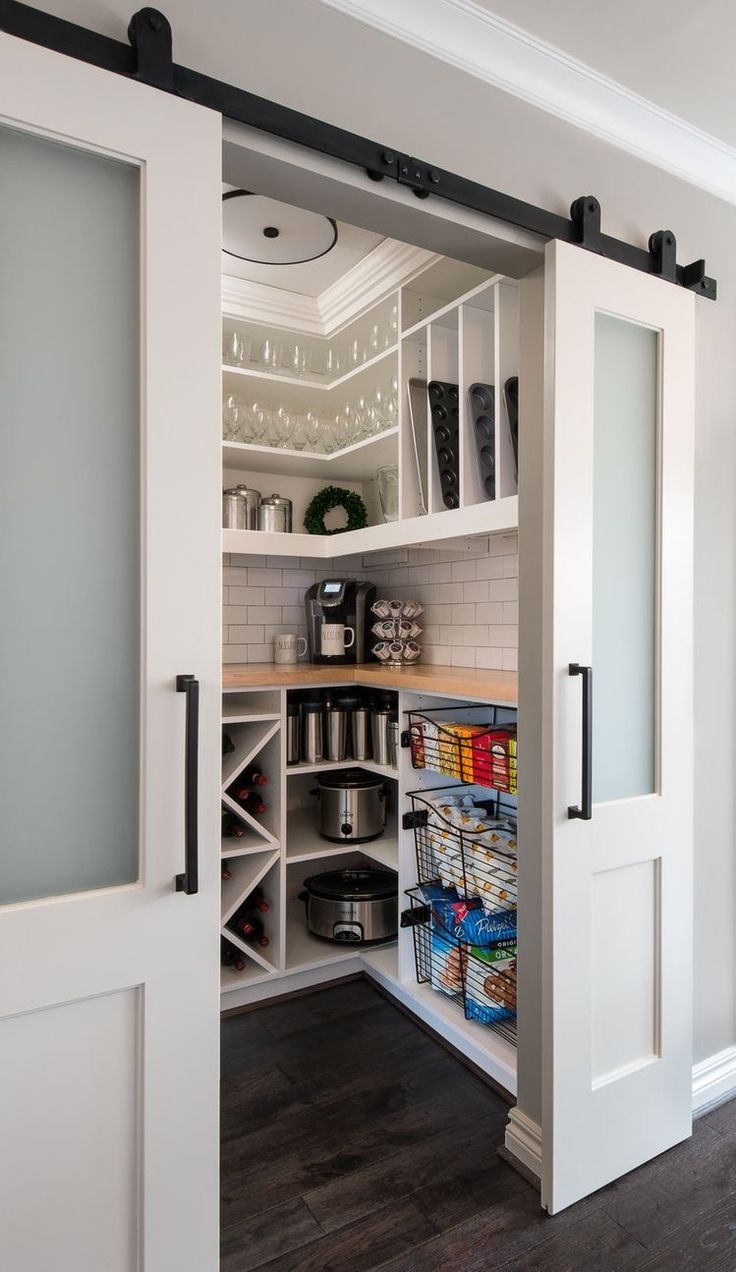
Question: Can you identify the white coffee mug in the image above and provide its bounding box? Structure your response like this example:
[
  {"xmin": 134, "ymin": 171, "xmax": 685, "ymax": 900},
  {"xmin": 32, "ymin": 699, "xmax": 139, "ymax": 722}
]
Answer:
[
  {"xmin": 321, "ymin": 622, "xmax": 355, "ymax": 657},
  {"xmin": 274, "ymin": 632, "xmax": 308, "ymax": 665}
]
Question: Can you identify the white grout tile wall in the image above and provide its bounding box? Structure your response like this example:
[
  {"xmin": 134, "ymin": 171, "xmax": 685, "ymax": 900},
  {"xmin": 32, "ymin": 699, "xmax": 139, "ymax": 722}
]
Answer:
[{"xmin": 222, "ymin": 534, "xmax": 518, "ymax": 669}]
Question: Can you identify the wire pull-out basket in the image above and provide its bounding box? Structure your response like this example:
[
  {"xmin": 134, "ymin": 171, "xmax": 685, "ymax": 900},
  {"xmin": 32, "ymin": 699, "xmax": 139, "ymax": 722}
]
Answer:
[{"xmin": 405, "ymin": 705, "xmax": 517, "ymax": 793}]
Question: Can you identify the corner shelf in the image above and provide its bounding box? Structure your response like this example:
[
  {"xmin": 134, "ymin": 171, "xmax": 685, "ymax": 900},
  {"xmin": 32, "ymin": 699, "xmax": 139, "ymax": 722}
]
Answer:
[
  {"xmin": 222, "ymin": 341, "xmax": 397, "ymax": 395},
  {"xmin": 222, "ymin": 494, "xmax": 518, "ymax": 559},
  {"xmin": 221, "ymin": 719, "xmax": 280, "ymax": 788},
  {"xmin": 222, "ymin": 427, "xmax": 398, "ymax": 480},
  {"xmin": 285, "ymin": 807, "xmax": 398, "ymax": 871},
  {"xmin": 286, "ymin": 758, "xmax": 398, "ymax": 780}
]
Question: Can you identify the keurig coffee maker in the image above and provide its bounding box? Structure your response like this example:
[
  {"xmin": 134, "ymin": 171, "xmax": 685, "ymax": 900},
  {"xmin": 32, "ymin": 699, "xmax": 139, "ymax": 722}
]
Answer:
[{"xmin": 305, "ymin": 579, "xmax": 376, "ymax": 664}]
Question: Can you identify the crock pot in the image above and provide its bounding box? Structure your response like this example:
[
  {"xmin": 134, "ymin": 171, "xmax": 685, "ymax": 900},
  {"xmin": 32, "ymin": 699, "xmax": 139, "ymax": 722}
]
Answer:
[
  {"xmin": 313, "ymin": 768, "xmax": 386, "ymax": 843},
  {"xmin": 299, "ymin": 868, "xmax": 398, "ymax": 944}
]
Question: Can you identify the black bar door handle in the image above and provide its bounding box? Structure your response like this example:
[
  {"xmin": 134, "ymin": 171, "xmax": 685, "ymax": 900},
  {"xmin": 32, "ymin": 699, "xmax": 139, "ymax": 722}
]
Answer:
[
  {"xmin": 175, "ymin": 674, "xmax": 199, "ymax": 893},
  {"xmin": 568, "ymin": 663, "xmax": 592, "ymax": 820}
]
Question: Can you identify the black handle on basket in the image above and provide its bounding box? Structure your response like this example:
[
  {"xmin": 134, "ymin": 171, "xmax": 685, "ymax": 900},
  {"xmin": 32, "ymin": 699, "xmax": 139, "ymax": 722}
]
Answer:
[
  {"xmin": 568, "ymin": 663, "xmax": 592, "ymax": 820},
  {"xmin": 175, "ymin": 674, "xmax": 199, "ymax": 893},
  {"xmin": 401, "ymin": 904, "xmax": 431, "ymax": 928}
]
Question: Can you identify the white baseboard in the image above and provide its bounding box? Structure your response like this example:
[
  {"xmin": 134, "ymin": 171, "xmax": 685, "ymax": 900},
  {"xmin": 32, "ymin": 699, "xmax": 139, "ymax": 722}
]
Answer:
[
  {"xmin": 504, "ymin": 1107, "xmax": 542, "ymax": 1181},
  {"xmin": 692, "ymin": 1045, "xmax": 736, "ymax": 1115},
  {"xmin": 503, "ymin": 1051, "xmax": 736, "ymax": 1184}
]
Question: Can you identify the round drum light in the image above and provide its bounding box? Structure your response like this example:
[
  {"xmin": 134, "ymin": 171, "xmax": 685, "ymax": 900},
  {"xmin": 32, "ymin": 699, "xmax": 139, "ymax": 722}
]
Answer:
[{"xmin": 222, "ymin": 191, "xmax": 338, "ymax": 265}]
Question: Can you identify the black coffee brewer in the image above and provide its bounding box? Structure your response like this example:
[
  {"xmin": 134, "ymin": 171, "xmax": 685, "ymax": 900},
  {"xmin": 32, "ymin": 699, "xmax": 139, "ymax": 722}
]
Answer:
[{"xmin": 305, "ymin": 579, "xmax": 376, "ymax": 664}]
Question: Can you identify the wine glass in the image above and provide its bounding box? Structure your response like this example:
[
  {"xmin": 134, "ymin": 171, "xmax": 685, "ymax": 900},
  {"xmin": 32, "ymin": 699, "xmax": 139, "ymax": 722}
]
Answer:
[
  {"xmin": 223, "ymin": 329, "xmax": 248, "ymax": 366},
  {"xmin": 249, "ymin": 403, "xmax": 267, "ymax": 446},
  {"xmin": 259, "ymin": 338, "xmax": 282, "ymax": 371},
  {"xmin": 223, "ymin": 393, "xmax": 240, "ymax": 441},
  {"xmin": 274, "ymin": 406, "xmax": 293, "ymax": 449},
  {"xmin": 332, "ymin": 410, "xmax": 349, "ymax": 450},
  {"xmin": 304, "ymin": 409, "xmax": 324, "ymax": 452}
]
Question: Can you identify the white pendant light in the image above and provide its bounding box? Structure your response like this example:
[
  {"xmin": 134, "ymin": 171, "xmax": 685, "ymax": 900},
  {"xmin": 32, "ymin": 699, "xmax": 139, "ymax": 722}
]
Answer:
[{"xmin": 222, "ymin": 191, "xmax": 338, "ymax": 265}]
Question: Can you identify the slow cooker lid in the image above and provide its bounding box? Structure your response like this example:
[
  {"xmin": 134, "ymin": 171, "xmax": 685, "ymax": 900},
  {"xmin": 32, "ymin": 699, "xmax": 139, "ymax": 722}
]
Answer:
[
  {"xmin": 303, "ymin": 868, "xmax": 397, "ymax": 901},
  {"xmin": 317, "ymin": 767, "xmax": 383, "ymax": 790}
]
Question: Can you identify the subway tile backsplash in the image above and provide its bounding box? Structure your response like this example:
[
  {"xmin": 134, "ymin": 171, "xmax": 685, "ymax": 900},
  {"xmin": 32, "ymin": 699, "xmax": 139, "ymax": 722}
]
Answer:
[{"xmin": 222, "ymin": 534, "xmax": 519, "ymax": 669}]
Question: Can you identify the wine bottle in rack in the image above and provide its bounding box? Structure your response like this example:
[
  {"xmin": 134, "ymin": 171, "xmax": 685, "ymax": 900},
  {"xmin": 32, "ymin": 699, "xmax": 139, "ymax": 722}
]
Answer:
[
  {"xmin": 247, "ymin": 885, "xmax": 270, "ymax": 914},
  {"xmin": 221, "ymin": 808, "xmax": 246, "ymax": 839},
  {"xmin": 222, "ymin": 732, "xmax": 235, "ymax": 756},
  {"xmin": 220, "ymin": 937, "xmax": 246, "ymax": 972},
  {"xmin": 238, "ymin": 766, "xmax": 268, "ymax": 788},
  {"xmin": 221, "ymin": 860, "xmax": 233, "ymax": 881},
  {"xmin": 234, "ymin": 790, "xmax": 267, "ymax": 817}
]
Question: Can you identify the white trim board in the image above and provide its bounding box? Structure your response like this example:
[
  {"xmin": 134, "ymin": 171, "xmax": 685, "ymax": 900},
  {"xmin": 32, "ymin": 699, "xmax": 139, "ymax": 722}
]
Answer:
[
  {"xmin": 692, "ymin": 1045, "xmax": 736, "ymax": 1115},
  {"xmin": 505, "ymin": 1053, "xmax": 736, "ymax": 1188},
  {"xmin": 321, "ymin": 0, "xmax": 736, "ymax": 206}
]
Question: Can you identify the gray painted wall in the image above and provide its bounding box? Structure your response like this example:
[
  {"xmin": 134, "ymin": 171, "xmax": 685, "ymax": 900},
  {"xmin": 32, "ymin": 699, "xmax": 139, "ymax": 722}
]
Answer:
[{"xmin": 38, "ymin": 0, "xmax": 736, "ymax": 1067}]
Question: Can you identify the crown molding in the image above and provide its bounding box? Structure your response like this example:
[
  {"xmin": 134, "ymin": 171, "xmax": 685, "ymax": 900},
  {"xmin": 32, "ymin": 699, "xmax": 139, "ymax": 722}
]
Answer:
[
  {"xmin": 321, "ymin": 0, "xmax": 736, "ymax": 206},
  {"xmin": 222, "ymin": 239, "xmax": 437, "ymax": 334},
  {"xmin": 221, "ymin": 276, "xmax": 323, "ymax": 334},
  {"xmin": 318, "ymin": 239, "xmax": 436, "ymax": 331}
]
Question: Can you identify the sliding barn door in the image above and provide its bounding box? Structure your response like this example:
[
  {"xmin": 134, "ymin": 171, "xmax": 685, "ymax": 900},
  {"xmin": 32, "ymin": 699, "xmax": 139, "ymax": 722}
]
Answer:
[
  {"xmin": 541, "ymin": 240, "xmax": 695, "ymax": 1212},
  {"xmin": 0, "ymin": 33, "xmax": 222, "ymax": 1270}
]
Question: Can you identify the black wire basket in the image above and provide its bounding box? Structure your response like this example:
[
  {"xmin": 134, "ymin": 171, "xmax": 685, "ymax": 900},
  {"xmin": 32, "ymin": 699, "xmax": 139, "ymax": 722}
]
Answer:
[
  {"xmin": 402, "ymin": 885, "xmax": 517, "ymax": 1038},
  {"xmin": 405, "ymin": 705, "xmax": 517, "ymax": 792},
  {"xmin": 407, "ymin": 784, "xmax": 517, "ymax": 913}
]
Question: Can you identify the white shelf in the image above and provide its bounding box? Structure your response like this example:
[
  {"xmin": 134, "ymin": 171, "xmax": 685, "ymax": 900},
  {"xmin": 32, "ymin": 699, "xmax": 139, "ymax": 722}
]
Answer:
[
  {"xmin": 287, "ymin": 757, "xmax": 398, "ymax": 780},
  {"xmin": 222, "ymin": 427, "xmax": 398, "ymax": 481},
  {"xmin": 222, "ymin": 343, "xmax": 397, "ymax": 394},
  {"xmin": 361, "ymin": 942, "xmax": 399, "ymax": 983},
  {"xmin": 285, "ymin": 807, "xmax": 398, "ymax": 871},
  {"xmin": 221, "ymin": 829, "xmax": 277, "ymax": 859},
  {"xmin": 222, "ymin": 493, "xmax": 518, "ymax": 558},
  {"xmin": 220, "ymin": 958, "xmax": 277, "ymax": 994},
  {"xmin": 222, "ymin": 705, "xmax": 280, "ymax": 724},
  {"xmin": 221, "ymin": 849, "xmax": 279, "ymax": 925},
  {"xmin": 284, "ymin": 893, "xmax": 397, "ymax": 973}
]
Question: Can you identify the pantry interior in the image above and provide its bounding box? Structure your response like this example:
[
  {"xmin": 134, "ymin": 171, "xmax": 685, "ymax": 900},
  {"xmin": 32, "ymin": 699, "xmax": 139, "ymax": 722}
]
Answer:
[
  {"xmin": 215, "ymin": 120, "xmax": 696, "ymax": 1216},
  {"xmin": 218, "ymin": 197, "xmax": 524, "ymax": 1100}
]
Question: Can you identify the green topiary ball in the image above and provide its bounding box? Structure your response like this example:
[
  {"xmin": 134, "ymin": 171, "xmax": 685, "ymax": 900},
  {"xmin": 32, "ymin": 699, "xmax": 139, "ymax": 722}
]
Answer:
[{"xmin": 303, "ymin": 485, "xmax": 368, "ymax": 535}]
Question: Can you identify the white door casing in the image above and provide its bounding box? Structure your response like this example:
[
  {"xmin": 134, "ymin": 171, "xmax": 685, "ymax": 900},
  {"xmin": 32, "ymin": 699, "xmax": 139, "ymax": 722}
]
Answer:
[
  {"xmin": 540, "ymin": 240, "xmax": 695, "ymax": 1212},
  {"xmin": 0, "ymin": 33, "xmax": 222, "ymax": 1271}
]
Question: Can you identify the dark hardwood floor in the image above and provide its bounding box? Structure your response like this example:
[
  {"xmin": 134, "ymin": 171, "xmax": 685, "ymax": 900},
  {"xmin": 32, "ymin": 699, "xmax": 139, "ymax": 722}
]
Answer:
[{"xmin": 221, "ymin": 978, "xmax": 736, "ymax": 1271}]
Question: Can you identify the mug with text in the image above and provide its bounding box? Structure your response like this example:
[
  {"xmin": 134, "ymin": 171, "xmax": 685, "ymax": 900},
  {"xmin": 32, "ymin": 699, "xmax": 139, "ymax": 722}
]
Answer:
[
  {"xmin": 320, "ymin": 622, "xmax": 355, "ymax": 657},
  {"xmin": 274, "ymin": 632, "xmax": 308, "ymax": 665}
]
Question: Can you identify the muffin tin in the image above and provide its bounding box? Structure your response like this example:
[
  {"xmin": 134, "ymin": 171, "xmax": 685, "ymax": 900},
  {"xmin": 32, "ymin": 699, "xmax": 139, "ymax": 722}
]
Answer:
[
  {"xmin": 428, "ymin": 381, "xmax": 460, "ymax": 510},
  {"xmin": 468, "ymin": 382, "xmax": 496, "ymax": 500},
  {"xmin": 504, "ymin": 376, "xmax": 519, "ymax": 484}
]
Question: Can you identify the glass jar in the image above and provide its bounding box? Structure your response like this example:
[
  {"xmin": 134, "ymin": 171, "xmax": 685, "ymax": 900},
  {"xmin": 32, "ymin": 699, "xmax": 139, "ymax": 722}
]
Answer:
[{"xmin": 377, "ymin": 465, "xmax": 399, "ymax": 523}]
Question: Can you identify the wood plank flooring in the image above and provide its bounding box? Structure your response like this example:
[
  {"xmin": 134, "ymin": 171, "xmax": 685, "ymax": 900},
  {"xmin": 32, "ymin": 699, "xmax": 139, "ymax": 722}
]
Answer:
[{"xmin": 221, "ymin": 978, "xmax": 736, "ymax": 1271}]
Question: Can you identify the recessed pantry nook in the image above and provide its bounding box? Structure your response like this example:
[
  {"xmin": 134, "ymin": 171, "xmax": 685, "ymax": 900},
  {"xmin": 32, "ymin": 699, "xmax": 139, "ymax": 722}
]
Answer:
[{"xmin": 220, "ymin": 222, "xmax": 522, "ymax": 1098}]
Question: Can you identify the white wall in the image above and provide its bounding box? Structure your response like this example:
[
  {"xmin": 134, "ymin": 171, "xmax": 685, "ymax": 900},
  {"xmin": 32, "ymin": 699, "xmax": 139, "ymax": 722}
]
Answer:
[{"xmin": 45, "ymin": 0, "xmax": 736, "ymax": 1074}]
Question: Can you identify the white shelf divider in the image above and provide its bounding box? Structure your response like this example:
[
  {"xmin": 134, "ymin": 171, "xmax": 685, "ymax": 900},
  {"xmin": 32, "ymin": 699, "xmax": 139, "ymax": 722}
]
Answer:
[
  {"xmin": 221, "ymin": 848, "xmax": 280, "ymax": 926},
  {"xmin": 221, "ymin": 719, "xmax": 280, "ymax": 788},
  {"xmin": 286, "ymin": 757, "xmax": 398, "ymax": 780}
]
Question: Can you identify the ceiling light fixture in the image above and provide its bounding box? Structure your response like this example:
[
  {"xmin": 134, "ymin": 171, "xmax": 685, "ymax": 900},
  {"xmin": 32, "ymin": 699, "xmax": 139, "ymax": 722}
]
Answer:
[{"xmin": 222, "ymin": 190, "xmax": 338, "ymax": 265}]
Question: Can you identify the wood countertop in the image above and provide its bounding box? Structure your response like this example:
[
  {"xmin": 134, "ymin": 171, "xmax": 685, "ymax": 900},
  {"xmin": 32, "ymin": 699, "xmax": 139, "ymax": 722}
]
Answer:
[{"xmin": 222, "ymin": 662, "xmax": 517, "ymax": 704}]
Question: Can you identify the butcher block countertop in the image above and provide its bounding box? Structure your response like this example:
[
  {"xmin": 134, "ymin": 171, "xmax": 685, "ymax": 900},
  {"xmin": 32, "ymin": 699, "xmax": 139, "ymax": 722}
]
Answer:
[{"xmin": 222, "ymin": 662, "xmax": 517, "ymax": 704}]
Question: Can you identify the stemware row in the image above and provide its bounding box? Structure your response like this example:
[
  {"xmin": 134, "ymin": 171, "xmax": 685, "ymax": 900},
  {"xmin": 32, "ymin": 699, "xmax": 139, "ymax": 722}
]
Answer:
[{"xmin": 222, "ymin": 378, "xmax": 400, "ymax": 452}]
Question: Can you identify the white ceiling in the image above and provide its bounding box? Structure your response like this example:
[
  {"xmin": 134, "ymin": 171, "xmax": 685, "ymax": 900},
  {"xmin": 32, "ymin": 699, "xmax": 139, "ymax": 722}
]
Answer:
[
  {"xmin": 221, "ymin": 188, "xmax": 384, "ymax": 295},
  {"xmin": 472, "ymin": 0, "xmax": 736, "ymax": 148}
]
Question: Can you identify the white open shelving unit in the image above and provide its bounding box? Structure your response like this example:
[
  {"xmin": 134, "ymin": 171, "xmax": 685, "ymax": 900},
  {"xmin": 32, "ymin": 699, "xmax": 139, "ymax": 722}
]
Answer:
[{"xmin": 222, "ymin": 260, "xmax": 519, "ymax": 553}]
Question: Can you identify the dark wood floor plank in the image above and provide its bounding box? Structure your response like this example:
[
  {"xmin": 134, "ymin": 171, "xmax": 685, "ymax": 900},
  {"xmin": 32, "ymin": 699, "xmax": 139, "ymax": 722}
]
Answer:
[
  {"xmin": 700, "ymin": 1096, "xmax": 736, "ymax": 1144},
  {"xmin": 304, "ymin": 1108, "xmax": 508, "ymax": 1234},
  {"xmin": 601, "ymin": 1122, "xmax": 736, "ymax": 1249},
  {"xmin": 495, "ymin": 1208, "xmax": 645, "ymax": 1270},
  {"xmin": 220, "ymin": 1196, "xmax": 323, "ymax": 1272},
  {"xmin": 632, "ymin": 1190, "xmax": 736, "ymax": 1270},
  {"xmin": 256, "ymin": 1197, "xmax": 434, "ymax": 1272}
]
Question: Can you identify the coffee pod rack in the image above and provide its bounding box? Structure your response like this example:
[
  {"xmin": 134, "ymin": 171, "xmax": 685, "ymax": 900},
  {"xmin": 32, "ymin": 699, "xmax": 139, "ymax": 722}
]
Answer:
[{"xmin": 371, "ymin": 599, "xmax": 423, "ymax": 666}]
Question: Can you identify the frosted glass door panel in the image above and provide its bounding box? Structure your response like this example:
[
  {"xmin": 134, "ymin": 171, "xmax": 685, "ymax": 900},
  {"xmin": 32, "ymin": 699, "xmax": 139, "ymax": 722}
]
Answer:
[
  {"xmin": 592, "ymin": 313, "xmax": 657, "ymax": 803},
  {"xmin": 0, "ymin": 125, "xmax": 140, "ymax": 903}
]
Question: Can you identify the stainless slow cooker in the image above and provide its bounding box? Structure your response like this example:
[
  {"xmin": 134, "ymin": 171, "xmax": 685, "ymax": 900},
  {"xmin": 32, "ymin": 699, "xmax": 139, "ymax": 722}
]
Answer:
[
  {"xmin": 299, "ymin": 868, "xmax": 398, "ymax": 944},
  {"xmin": 313, "ymin": 768, "xmax": 386, "ymax": 843}
]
